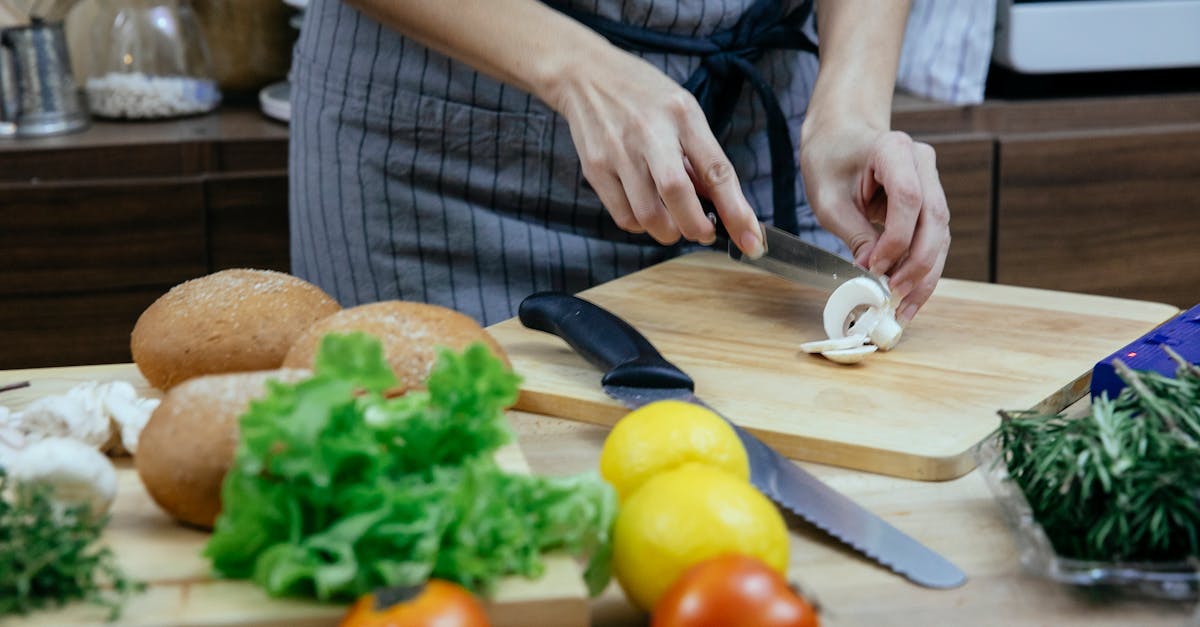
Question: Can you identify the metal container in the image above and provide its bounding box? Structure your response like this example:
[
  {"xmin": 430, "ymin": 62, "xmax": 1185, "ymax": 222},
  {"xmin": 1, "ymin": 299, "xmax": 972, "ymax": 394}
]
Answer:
[{"xmin": 0, "ymin": 18, "xmax": 89, "ymax": 137}]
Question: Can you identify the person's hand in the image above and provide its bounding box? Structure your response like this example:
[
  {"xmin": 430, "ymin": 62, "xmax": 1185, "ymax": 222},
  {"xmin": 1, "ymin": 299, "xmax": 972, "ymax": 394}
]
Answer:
[
  {"xmin": 545, "ymin": 47, "xmax": 765, "ymax": 258},
  {"xmin": 799, "ymin": 122, "xmax": 950, "ymax": 324}
]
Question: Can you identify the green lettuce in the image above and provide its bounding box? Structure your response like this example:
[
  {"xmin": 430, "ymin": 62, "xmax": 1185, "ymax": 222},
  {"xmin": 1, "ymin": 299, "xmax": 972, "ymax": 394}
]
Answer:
[{"xmin": 203, "ymin": 332, "xmax": 615, "ymax": 600}]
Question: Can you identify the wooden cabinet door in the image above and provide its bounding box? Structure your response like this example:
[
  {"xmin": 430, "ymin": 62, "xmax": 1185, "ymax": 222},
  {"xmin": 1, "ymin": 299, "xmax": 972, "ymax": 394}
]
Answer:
[
  {"xmin": 995, "ymin": 125, "xmax": 1200, "ymax": 308},
  {"xmin": 919, "ymin": 136, "xmax": 994, "ymax": 282},
  {"xmin": 0, "ymin": 180, "xmax": 207, "ymax": 294},
  {"xmin": 205, "ymin": 171, "xmax": 290, "ymax": 273},
  {"xmin": 0, "ymin": 180, "xmax": 206, "ymax": 368}
]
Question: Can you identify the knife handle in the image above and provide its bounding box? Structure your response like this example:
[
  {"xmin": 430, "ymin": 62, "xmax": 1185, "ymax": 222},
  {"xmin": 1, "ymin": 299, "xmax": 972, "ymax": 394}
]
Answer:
[
  {"xmin": 703, "ymin": 202, "xmax": 748, "ymax": 261},
  {"xmin": 518, "ymin": 291, "xmax": 695, "ymax": 391}
]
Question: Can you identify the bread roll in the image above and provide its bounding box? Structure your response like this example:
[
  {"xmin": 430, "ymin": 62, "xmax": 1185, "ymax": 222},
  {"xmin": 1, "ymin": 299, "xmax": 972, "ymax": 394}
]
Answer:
[
  {"xmin": 282, "ymin": 300, "xmax": 509, "ymax": 393},
  {"xmin": 131, "ymin": 269, "xmax": 340, "ymax": 390},
  {"xmin": 135, "ymin": 368, "xmax": 310, "ymax": 529}
]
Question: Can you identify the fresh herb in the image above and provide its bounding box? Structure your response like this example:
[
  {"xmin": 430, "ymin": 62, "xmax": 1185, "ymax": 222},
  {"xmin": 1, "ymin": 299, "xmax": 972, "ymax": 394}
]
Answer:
[
  {"xmin": 0, "ymin": 468, "xmax": 142, "ymax": 619},
  {"xmin": 998, "ymin": 347, "xmax": 1200, "ymax": 563},
  {"xmin": 203, "ymin": 332, "xmax": 616, "ymax": 601}
]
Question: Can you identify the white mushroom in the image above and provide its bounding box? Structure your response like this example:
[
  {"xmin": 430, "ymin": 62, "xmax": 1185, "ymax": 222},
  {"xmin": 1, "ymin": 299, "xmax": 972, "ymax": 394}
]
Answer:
[
  {"xmin": 823, "ymin": 277, "xmax": 890, "ymax": 340},
  {"xmin": 7, "ymin": 437, "xmax": 118, "ymax": 516},
  {"xmin": 804, "ymin": 276, "xmax": 904, "ymax": 365},
  {"xmin": 848, "ymin": 305, "xmax": 904, "ymax": 351},
  {"xmin": 821, "ymin": 345, "xmax": 879, "ymax": 364},
  {"xmin": 0, "ymin": 381, "xmax": 159, "ymax": 455},
  {"xmin": 800, "ymin": 334, "xmax": 869, "ymax": 354}
]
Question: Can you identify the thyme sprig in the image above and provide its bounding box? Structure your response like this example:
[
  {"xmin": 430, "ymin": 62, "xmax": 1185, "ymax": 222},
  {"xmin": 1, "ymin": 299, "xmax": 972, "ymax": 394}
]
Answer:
[
  {"xmin": 998, "ymin": 348, "xmax": 1200, "ymax": 563},
  {"xmin": 0, "ymin": 467, "xmax": 142, "ymax": 619}
]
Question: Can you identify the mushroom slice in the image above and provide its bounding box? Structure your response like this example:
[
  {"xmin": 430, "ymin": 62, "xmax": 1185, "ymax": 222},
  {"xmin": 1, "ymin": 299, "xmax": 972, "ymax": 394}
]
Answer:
[
  {"xmin": 800, "ymin": 334, "xmax": 868, "ymax": 354},
  {"xmin": 821, "ymin": 345, "xmax": 879, "ymax": 364},
  {"xmin": 823, "ymin": 277, "xmax": 889, "ymax": 340}
]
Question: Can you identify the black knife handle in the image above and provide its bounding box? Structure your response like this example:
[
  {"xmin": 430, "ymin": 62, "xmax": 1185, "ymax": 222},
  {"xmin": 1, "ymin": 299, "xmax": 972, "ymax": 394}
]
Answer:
[
  {"xmin": 518, "ymin": 291, "xmax": 695, "ymax": 391},
  {"xmin": 702, "ymin": 201, "xmax": 745, "ymax": 261}
]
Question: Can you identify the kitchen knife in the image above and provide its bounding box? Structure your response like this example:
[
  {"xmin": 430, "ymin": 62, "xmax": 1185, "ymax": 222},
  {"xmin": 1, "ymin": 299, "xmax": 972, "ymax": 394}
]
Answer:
[
  {"xmin": 707, "ymin": 209, "xmax": 890, "ymax": 296},
  {"xmin": 518, "ymin": 291, "xmax": 966, "ymax": 590}
]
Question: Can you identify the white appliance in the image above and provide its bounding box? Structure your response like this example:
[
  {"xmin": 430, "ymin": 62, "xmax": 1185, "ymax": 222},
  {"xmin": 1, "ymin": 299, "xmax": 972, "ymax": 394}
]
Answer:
[{"xmin": 993, "ymin": 0, "xmax": 1200, "ymax": 73}]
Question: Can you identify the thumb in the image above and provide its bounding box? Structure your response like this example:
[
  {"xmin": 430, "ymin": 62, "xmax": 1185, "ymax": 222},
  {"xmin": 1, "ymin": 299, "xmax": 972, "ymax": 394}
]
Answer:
[{"xmin": 817, "ymin": 205, "xmax": 879, "ymax": 268}]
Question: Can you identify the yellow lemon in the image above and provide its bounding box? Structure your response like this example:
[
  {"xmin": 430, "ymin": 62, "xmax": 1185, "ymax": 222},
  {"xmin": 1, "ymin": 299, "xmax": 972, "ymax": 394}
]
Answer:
[
  {"xmin": 599, "ymin": 399, "xmax": 749, "ymax": 501},
  {"xmin": 611, "ymin": 463, "xmax": 790, "ymax": 612}
]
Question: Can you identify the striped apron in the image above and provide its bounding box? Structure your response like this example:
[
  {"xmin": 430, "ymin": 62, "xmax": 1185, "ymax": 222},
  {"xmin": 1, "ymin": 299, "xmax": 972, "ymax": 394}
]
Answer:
[{"xmin": 290, "ymin": 0, "xmax": 844, "ymax": 326}]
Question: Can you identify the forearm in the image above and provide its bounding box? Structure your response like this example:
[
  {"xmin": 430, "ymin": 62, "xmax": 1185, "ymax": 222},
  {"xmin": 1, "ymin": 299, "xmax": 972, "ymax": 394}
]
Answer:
[
  {"xmin": 803, "ymin": 0, "xmax": 911, "ymax": 138},
  {"xmin": 343, "ymin": 0, "xmax": 608, "ymax": 107}
]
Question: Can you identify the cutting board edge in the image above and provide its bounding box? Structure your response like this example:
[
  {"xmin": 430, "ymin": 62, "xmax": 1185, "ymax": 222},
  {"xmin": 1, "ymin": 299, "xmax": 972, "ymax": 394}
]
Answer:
[
  {"xmin": 758, "ymin": 427, "xmax": 983, "ymax": 482},
  {"xmin": 515, "ymin": 389, "xmax": 987, "ymax": 481}
]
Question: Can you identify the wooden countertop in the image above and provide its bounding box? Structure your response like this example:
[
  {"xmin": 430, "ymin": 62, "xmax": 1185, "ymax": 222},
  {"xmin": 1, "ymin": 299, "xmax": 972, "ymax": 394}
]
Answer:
[
  {"xmin": 0, "ymin": 364, "xmax": 1196, "ymax": 625},
  {"xmin": 507, "ymin": 412, "xmax": 1198, "ymax": 627},
  {"xmin": 0, "ymin": 106, "xmax": 286, "ymax": 154}
]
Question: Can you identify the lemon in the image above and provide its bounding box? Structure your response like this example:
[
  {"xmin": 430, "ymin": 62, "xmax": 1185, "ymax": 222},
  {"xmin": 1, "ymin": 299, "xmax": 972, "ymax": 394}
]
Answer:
[
  {"xmin": 599, "ymin": 399, "xmax": 749, "ymax": 501},
  {"xmin": 611, "ymin": 463, "xmax": 790, "ymax": 612}
]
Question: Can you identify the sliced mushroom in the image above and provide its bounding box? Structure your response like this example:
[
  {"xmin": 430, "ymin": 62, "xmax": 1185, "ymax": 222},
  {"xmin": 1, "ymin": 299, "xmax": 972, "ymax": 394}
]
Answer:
[
  {"xmin": 821, "ymin": 345, "xmax": 879, "ymax": 364},
  {"xmin": 803, "ymin": 276, "xmax": 905, "ymax": 365},
  {"xmin": 799, "ymin": 334, "xmax": 868, "ymax": 354},
  {"xmin": 823, "ymin": 277, "xmax": 889, "ymax": 340}
]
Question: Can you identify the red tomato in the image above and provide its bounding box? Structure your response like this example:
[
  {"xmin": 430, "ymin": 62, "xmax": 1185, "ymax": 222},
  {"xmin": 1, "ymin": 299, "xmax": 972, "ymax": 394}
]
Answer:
[
  {"xmin": 339, "ymin": 580, "xmax": 491, "ymax": 627},
  {"xmin": 651, "ymin": 554, "xmax": 819, "ymax": 627}
]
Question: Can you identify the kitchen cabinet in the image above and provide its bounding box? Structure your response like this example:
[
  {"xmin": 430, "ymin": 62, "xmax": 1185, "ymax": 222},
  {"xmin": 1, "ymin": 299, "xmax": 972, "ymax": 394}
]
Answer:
[
  {"xmin": 0, "ymin": 110, "xmax": 289, "ymax": 370},
  {"xmin": 893, "ymin": 91, "xmax": 1200, "ymax": 308},
  {"xmin": 995, "ymin": 126, "xmax": 1200, "ymax": 307},
  {"xmin": 1, "ymin": 90, "xmax": 1198, "ymax": 369}
]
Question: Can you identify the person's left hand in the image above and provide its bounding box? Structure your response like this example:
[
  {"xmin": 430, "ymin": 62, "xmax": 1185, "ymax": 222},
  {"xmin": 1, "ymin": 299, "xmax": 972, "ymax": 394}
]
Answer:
[{"xmin": 799, "ymin": 122, "xmax": 950, "ymax": 325}]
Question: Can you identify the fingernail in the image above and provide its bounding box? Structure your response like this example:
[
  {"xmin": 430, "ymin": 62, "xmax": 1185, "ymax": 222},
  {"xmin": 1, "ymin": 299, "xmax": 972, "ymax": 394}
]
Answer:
[
  {"xmin": 898, "ymin": 302, "xmax": 919, "ymax": 324},
  {"xmin": 890, "ymin": 281, "xmax": 913, "ymax": 300},
  {"xmin": 740, "ymin": 230, "xmax": 765, "ymax": 259},
  {"xmin": 700, "ymin": 233, "xmax": 717, "ymax": 246}
]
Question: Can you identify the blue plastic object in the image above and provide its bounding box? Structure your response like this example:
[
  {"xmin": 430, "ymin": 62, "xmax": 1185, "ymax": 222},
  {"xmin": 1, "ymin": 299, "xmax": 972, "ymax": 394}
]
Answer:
[{"xmin": 1090, "ymin": 303, "xmax": 1200, "ymax": 400}]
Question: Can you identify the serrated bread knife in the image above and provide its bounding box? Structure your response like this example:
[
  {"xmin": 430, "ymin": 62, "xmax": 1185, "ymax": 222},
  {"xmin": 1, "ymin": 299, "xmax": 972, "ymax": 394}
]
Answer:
[{"xmin": 518, "ymin": 291, "xmax": 966, "ymax": 589}]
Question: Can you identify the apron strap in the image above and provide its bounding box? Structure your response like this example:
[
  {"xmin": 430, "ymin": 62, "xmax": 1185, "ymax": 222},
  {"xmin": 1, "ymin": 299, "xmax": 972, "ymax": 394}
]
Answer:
[{"xmin": 547, "ymin": 0, "xmax": 818, "ymax": 235}]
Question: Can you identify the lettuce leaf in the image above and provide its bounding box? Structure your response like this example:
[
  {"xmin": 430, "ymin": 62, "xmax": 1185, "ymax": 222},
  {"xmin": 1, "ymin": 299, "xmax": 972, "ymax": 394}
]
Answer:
[{"xmin": 202, "ymin": 332, "xmax": 615, "ymax": 600}]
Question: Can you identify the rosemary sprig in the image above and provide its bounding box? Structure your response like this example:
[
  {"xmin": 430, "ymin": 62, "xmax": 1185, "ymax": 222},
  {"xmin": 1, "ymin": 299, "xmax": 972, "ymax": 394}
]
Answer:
[
  {"xmin": 998, "ymin": 350, "xmax": 1200, "ymax": 563},
  {"xmin": 0, "ymin": 467, "xmax": 143, "ymax": 620}
]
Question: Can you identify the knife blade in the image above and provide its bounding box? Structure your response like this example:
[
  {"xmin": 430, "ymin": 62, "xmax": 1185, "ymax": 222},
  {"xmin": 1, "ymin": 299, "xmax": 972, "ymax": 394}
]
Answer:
[
  {"xmin": 518, "ymin": 291, "xmax": 966, "ymax": 590},
  {"xmin": 707, "ymin": 210, "xmax": 890, "ymax": 297}
]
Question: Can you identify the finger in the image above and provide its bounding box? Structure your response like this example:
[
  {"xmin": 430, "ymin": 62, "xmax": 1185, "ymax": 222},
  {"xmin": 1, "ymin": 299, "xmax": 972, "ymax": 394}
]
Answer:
[
  {"xmin": 809, "ymin": 190, "xmax": 880, "ymax": 268},
  {"xmin": 867, "ymin": 132, "xmax": 924, "ymax": 275},
  {"xmin": 588, "ymin": 171, "xmax": 645, "ymax": 234},
  {"xmin": 645, "ymin": 144, "xmax": 714, "ymax": 244},
  {"xmin": 618, "ymin": 161, "xmax": 680, "ymax": 245},
  {"xmin": 680, "ymin": 120, "xmax": 762, "ymax": 258},
  {"xmin": 887, "ymin": 145, "xmax": 950, "ymax": 300},
  {"xmin": 897, "ymin": 242, "xmax": 948, "ymax": 325}
]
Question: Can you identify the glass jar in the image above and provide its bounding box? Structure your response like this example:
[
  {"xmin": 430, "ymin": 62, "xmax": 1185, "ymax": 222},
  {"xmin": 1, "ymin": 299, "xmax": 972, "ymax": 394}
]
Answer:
[{"xmin": 83, "ymin": 0, "xmax": 221, "ymax": 119}]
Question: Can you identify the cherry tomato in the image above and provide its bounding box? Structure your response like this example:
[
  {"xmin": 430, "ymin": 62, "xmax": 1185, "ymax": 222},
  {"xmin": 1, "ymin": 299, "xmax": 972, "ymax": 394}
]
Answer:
[
  {"xmin": 339, "ymin": 580, "xmax": 491, "ymax": 627},
  {"xmin": 651, "ymin": 554, "xmax": 819, "ymax": 627}
]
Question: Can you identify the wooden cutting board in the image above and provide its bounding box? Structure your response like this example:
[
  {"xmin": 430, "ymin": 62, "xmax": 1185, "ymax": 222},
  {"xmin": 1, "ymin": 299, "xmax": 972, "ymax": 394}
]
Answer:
[
  {"xmin": 0, "ymin": 364, "xmax": 589, "ymax": 627},
  {"xmin": 488, "ymin": 251, "xmax": 1180, "ymax": 481}
]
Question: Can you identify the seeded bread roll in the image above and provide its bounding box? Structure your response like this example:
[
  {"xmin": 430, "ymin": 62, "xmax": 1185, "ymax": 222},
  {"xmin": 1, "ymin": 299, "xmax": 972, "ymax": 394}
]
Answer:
[
  {"xmin": 135, "ymin": 368, "xmax": 310, "ymax": 529},
  {"xmin": 131, "ymin": 269, "xmax": 341, "ymax": 390},
  {"xmin": 282, "ymin": 300, "xmax": 509, "ymax": 393}
]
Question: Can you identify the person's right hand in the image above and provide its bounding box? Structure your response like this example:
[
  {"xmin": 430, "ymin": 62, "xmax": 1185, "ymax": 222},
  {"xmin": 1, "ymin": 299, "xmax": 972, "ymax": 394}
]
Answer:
[{"xmin": 545, "ymin": 46, "xmax": 765, "ymax": 258}]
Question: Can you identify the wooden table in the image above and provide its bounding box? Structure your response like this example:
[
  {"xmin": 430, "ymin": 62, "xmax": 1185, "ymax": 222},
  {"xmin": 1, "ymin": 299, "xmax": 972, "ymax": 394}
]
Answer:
[
  {"xmin": 505, "ymin": 412, "xmax": 1199, "ymax": 627},
  {"xmin": 1, "ymin": 372, "xmax": 1197, "ymax": 626}
]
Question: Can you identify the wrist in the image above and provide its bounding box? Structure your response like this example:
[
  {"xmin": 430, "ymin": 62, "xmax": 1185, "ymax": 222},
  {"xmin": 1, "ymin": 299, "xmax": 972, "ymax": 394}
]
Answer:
[
  {"xmin": 801, "ymin": 81, "xmax": 893, "ymax": 145},
  {"xmin": 523, "ymin": 26, "xmax": 615, "ymax": 113}
]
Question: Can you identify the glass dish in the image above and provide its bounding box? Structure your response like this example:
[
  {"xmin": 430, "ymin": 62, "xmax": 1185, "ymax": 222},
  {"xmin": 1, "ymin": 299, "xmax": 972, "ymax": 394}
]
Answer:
[{"xmin": 973, "ymin": 432, "xmax": 1199, "ymax": 601}]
